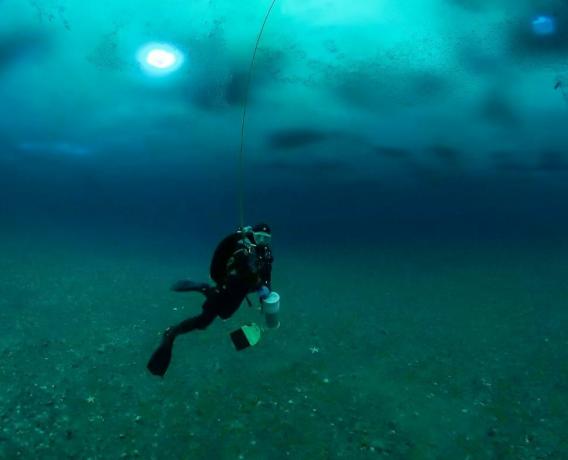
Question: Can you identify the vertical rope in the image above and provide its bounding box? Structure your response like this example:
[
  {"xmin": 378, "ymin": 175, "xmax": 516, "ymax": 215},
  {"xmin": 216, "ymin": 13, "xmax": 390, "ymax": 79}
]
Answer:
[{"xmin": 238, "ymin": 0, "xmax": 278, "ymax": 229}]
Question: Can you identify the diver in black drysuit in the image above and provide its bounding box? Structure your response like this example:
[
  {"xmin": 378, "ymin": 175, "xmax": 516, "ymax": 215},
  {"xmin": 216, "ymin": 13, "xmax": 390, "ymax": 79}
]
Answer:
[{"xmin": 147, "ymin": 223, "xmax": 273, "ymax": 377}]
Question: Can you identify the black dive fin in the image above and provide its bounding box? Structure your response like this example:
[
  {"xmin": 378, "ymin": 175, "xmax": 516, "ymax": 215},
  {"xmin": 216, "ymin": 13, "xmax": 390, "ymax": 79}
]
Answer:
[{"xmin": 147, "ymin": 337, "xmax": 174, "ymax": 377}]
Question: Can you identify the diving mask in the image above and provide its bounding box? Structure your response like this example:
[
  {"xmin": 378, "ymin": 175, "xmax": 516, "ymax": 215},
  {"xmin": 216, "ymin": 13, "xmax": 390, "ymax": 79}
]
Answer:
[{"xmin": 254, "ymin": 231, "xmax": 272, "ymax": 246}]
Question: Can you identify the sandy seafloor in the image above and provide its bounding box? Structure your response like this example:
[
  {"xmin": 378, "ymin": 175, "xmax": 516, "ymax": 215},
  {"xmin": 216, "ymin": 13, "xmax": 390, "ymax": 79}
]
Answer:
[{"xmin": 0, "ymin": 230, "xmax": 567, "ymax": 460}]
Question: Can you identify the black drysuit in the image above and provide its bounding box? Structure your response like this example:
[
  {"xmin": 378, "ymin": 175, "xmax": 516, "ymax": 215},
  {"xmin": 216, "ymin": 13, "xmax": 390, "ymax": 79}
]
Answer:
[{"xmin": 147, "ymin": 232, "xmax": 273, "ymax": 376}]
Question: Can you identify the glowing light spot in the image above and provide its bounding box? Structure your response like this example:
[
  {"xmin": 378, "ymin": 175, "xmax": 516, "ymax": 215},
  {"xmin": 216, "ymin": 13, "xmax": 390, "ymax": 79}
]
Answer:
[
  {"xmin": 147, "ymin": 49, "xmax": 176, "ymax": 69},
  {"xmin": 532, "ymin": 15, "xmax": 556, "ymax": 36},
  {"xmin": 137, "ymin": 43, "xmax": 185, "ymax": 76}
]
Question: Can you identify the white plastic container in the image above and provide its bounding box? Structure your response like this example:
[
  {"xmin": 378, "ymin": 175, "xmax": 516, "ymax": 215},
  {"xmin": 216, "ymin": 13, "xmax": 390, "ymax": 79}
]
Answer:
[{"xmin": 261, "ymin": 291, "xmax": 280, "ymax": 329}]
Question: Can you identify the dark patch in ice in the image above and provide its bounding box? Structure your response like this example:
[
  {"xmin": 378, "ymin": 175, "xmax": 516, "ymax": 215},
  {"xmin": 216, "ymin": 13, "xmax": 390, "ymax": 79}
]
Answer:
[
  {"xmin": 265, "ymin": 159, "xmax": 347, "ymax": 174},
  {"xmin": 28, "ymin": 0, "xmax": 71, "ymax": 31},
  {"xmin": 459, "ymin": 46, "xmax": 503, "ymax": 75},
  {"xmin": 492, "ymin": 151, "xmax": 568, "ymax": 174},
  {"xmin": 410, "ymin": 72, "xmax": 448, "ymax": 98},
  {"xmin": 427, "ymin": 145, "xmax": 463, "ymax": 168},
  {"xmin": 268, "ymin": 129, "xmax": 330, "ymax": 150},
  {"xmin": 373, "ymin": 145, "xmax": 411, "ymax": 160},
  {"xmin": 224, "ymin": 71, "xmax": 248, "ymax": 106},
  {"xmin": 323, "ymin": 40, "xmax": 339, "ymax": 54},
  {"xmin": 490, "ymin": 151, "xmax": 529, "ymax": 173},
  {"xmin": 480, "ymin": 90, "xmax": 520, "ymax": 127},
  {"xmin": 535, "ymin": 151, "xmax": 568, "ymax": 172},
  {"xmin": 555, "ymin": 77, "xmax": 568, "ymax": 105},
  {"xmin": 190, "ymin": 78, "xmax": 226, "ymax": 111},
  {"xmin": 0, "ymin": 30, "xmax": 49, "ymax": 73},
  {"xmin": 87, "ymin": 28, "xmax": 127, "ymax": 71},
  {"xmin": 185, "ymin": 35, "xmax": 286, "ymax": 112},
  {"xmin": 332, "ymin": 63, "xmax": 450, "ymax": 112}
]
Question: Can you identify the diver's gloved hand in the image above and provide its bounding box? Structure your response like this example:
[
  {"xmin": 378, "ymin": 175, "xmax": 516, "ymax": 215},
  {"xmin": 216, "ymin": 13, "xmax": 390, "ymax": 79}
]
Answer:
[{"xmin": 257, "ymin": 285, "xmax": 270, "ymax": 301}]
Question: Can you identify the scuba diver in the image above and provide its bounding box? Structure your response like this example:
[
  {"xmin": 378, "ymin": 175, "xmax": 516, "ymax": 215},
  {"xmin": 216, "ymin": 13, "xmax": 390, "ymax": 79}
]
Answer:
[{"xmin": 147, "ymin": 223, "xmax": 275, "ymax": 377}]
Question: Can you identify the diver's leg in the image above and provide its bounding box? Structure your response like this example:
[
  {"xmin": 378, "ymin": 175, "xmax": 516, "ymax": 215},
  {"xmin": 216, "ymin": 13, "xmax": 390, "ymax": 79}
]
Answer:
[
  {"xmin": 171, "ymin": 280, "xmax": 213, "ymax": 296},
  {"xmin": 168, "ymin": 308, "xmax": 217, "ymax": 336},
  {"xmin": 147, "ymin": 309, "xmax": 217, "ymax": 377}
]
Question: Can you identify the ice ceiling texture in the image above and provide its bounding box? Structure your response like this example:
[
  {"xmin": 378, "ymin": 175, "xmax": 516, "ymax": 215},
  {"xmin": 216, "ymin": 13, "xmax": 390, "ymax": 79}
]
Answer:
[{"xmin": 1, "ymin": 0, "xmax": 567, "ymax": 183}]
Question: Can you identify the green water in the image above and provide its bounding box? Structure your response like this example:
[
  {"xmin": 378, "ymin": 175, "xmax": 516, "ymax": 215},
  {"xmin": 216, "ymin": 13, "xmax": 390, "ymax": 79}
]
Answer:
[{"xmin": 1, "ymin": 233, "xmax": 566, "ymax": 459}]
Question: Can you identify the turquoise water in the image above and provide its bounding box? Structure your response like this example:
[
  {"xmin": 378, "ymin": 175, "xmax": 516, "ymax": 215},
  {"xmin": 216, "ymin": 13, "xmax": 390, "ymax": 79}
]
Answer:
[{"xmin": 1, "ymin": 1, "xmax": 568, "ymax": 458}]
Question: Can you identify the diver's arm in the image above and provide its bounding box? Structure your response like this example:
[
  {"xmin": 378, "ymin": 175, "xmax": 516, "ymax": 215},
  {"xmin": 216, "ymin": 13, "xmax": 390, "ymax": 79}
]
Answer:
[
  {"xmin": 257, "ymin": 285, "xmax": 270, "ymax": 301},
  {"xmin": 259, "ymin": 249, "xmax": 274, "ymax": 291},
  {"xmin": 264, "ymin": 267, "xmax": 273, "ymax": 291}
]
